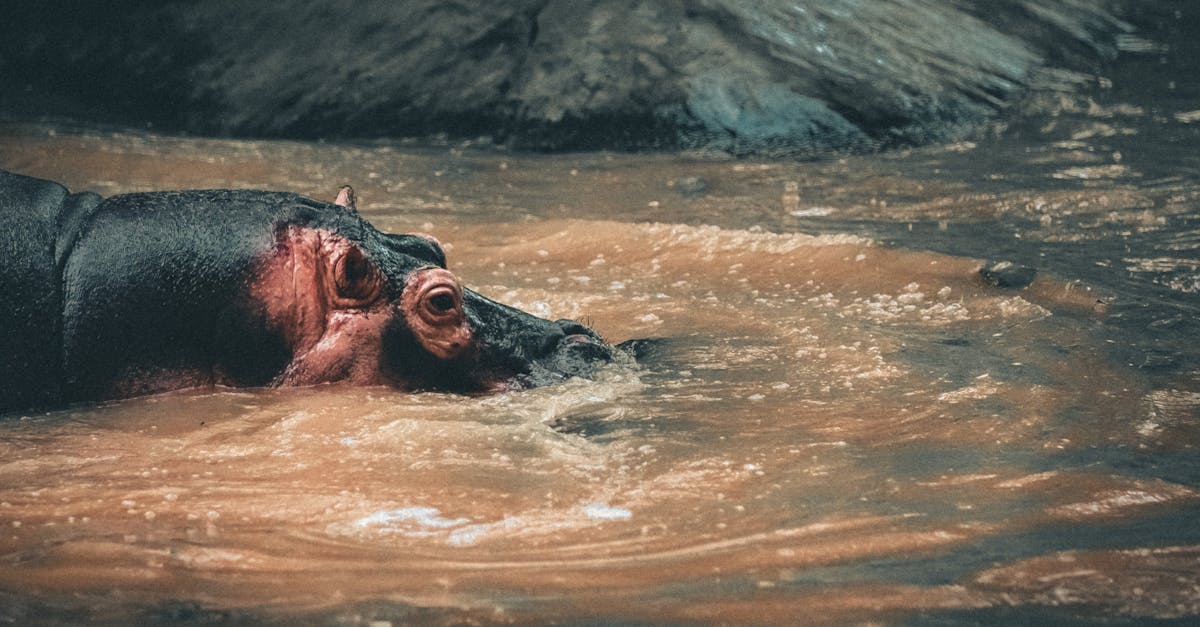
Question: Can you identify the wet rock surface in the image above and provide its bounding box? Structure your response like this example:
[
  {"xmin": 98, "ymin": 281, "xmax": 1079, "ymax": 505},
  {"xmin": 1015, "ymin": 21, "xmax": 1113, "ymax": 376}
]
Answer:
[
  {"xmin": 1, "ymin": 0, "xmax": 1127, "ymax": 156},
  {"xmin": 981, "ymin": 261, "xmax": 1039, "ymax": 290}
]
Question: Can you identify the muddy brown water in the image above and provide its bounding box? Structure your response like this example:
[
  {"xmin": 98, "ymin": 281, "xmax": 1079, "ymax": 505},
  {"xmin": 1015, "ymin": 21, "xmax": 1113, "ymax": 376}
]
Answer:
[{"xmin": 2, "ymin": 22, "xmax": 1200, "ymax": 626}]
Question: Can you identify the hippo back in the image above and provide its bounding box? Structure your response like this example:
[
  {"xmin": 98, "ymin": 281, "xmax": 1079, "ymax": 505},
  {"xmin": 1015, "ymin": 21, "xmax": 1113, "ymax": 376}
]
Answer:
[
  {"xmin": 0, "ymin": 170, "xmax": 101, "ymax": 413},
  {"xmin": 58, "ymin": 189, "xmax": 337, "ymax": 401}
]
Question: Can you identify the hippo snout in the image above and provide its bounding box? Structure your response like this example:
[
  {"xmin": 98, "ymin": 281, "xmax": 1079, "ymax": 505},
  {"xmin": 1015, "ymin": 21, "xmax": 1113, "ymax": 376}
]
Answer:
[
  {"xmin": 528, "ymin": 319, "xmax": 617, "ymax": 382},
  {"xmin": 553, "ymin": 318, "xmax": 613, "ymax": 362},
  {"xmin": 435, "ymin": 289, "xmax": 617, "ymax": 391}
]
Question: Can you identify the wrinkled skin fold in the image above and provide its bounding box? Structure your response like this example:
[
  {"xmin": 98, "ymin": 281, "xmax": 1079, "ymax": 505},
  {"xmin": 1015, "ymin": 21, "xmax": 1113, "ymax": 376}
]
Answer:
[{"xmin": 0, "ymin": 170, "xmax": 618, "ymax": 414}]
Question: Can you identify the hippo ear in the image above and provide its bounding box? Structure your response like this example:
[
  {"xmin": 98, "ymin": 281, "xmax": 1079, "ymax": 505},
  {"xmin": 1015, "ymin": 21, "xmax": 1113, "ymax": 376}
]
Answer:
[
  {"xmin": 331, "ymin": 244, "xmax": 381, "ymax": 306},
  {"xmin": 334, "ymin": 185, "xmax": 358, "ymax": 214}
]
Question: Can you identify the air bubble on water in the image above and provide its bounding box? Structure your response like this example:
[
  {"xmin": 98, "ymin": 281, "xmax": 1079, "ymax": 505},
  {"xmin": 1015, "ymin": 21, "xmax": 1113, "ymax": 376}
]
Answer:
[{"xmin": 529, "ymin": 301, "xmax": 553, "ymax": 318}]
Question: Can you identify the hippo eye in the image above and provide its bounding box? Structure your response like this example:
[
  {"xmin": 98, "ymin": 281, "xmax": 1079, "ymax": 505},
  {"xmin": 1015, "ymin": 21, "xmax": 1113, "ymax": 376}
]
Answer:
[
  {"xmin": 429, "ymin": 292, "xmax": 456, "ymax": 314},
  {"xmin": 421, "ymin": 285, "xmax": 461, "ymax": 320},
  {"xmin": 402, "ymin": 268, "xmax": 472, "ymax": 360},
  {"xmin": 405, "ymin": 268, "xmax": 465, "ymax": 325}
]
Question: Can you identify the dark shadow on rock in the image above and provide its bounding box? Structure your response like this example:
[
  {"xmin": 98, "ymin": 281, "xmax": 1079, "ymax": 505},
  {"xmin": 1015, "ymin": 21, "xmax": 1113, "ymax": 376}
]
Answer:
[{"xmin": 1, "ymin": 0, "xmax": 1130, "ymax": 157}]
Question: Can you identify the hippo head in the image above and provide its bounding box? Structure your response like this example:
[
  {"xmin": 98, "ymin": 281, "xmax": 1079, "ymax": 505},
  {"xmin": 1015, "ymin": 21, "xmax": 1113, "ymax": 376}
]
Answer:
[{"xmin": 250, "ymin": 187, "xmax": 616, "ymax": 393}]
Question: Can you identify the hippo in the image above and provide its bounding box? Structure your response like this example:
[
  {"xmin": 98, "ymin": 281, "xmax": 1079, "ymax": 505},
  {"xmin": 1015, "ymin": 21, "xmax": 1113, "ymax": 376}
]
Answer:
[{"xmin": 0, "ymin": 169, "xmax": 617, "ymax": 414}]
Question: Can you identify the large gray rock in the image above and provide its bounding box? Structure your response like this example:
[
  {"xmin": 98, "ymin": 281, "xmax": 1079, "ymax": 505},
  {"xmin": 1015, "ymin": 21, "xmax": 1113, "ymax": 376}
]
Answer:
[{"xmin": 1, "ymin": 0, "xmax": 1128, "ymax": 156}]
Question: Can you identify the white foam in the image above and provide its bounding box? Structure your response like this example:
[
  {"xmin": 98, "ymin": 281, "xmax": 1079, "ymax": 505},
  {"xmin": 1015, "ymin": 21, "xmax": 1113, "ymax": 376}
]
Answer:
[
  {"xmin": 354, "ymin": 506, "xmax": 469, "ymax": 530},
  {"xmin": 583, "ymin": 503, "xmax": 633, "ymax": 520},
  {"xmin": 790, "ymin": 207, "xmax": 834, "ymax": 217}
]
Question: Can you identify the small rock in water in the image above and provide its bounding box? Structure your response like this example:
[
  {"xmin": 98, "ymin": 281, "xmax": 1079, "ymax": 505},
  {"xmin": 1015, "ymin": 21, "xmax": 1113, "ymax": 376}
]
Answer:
[
  {"xmin": 981, "ymin": 261, "xmax": 1038, "ymax": 289},
  {"xmin": 671, "ymin": 176, "xmax": 709, "ymax": 197}
]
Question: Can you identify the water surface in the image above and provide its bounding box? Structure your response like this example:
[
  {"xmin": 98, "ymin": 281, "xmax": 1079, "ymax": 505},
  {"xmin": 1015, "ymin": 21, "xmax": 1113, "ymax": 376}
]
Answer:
[{"xmin": 1, "ymin": 11, "xmax": 1199, "ymax": 625}]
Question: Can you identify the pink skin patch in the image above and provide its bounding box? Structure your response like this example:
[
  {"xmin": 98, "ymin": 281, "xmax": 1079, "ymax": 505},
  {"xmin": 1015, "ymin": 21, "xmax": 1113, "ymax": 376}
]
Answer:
[
  {"xmin": 252, "ymin": 226, "xmax": 394, "ymax": 386},
  {"xmin": 250, "ymin": 226, "xmax": 478, "ymax": 389}
]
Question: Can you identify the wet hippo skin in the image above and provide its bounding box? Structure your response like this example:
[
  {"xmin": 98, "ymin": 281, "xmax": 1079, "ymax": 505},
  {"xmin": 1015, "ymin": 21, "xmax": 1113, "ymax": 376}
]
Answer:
[{"xmin": 0, "ymin": 170, "xmax": 616, "ymax": 414}]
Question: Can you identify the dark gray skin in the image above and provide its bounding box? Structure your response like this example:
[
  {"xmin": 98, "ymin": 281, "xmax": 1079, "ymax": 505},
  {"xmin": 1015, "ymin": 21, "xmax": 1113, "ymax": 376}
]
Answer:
[{"xmin": 0, "ymin": 170, "xmax": 617, "ymax": 415}]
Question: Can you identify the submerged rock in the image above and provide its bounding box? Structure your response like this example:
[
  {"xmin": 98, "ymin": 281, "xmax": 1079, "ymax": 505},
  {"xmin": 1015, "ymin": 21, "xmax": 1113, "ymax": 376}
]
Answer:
[
  {"xmin": 981, "ymin": 261, "xmax": 1039, "ymax": 290},
  {"xmin": 670, "ymin": 176, "xmax": 710, "ymax": 198},
  {"xmin": 1, "ymin": 1, "xmax": 1128, "ymax": 156}
]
